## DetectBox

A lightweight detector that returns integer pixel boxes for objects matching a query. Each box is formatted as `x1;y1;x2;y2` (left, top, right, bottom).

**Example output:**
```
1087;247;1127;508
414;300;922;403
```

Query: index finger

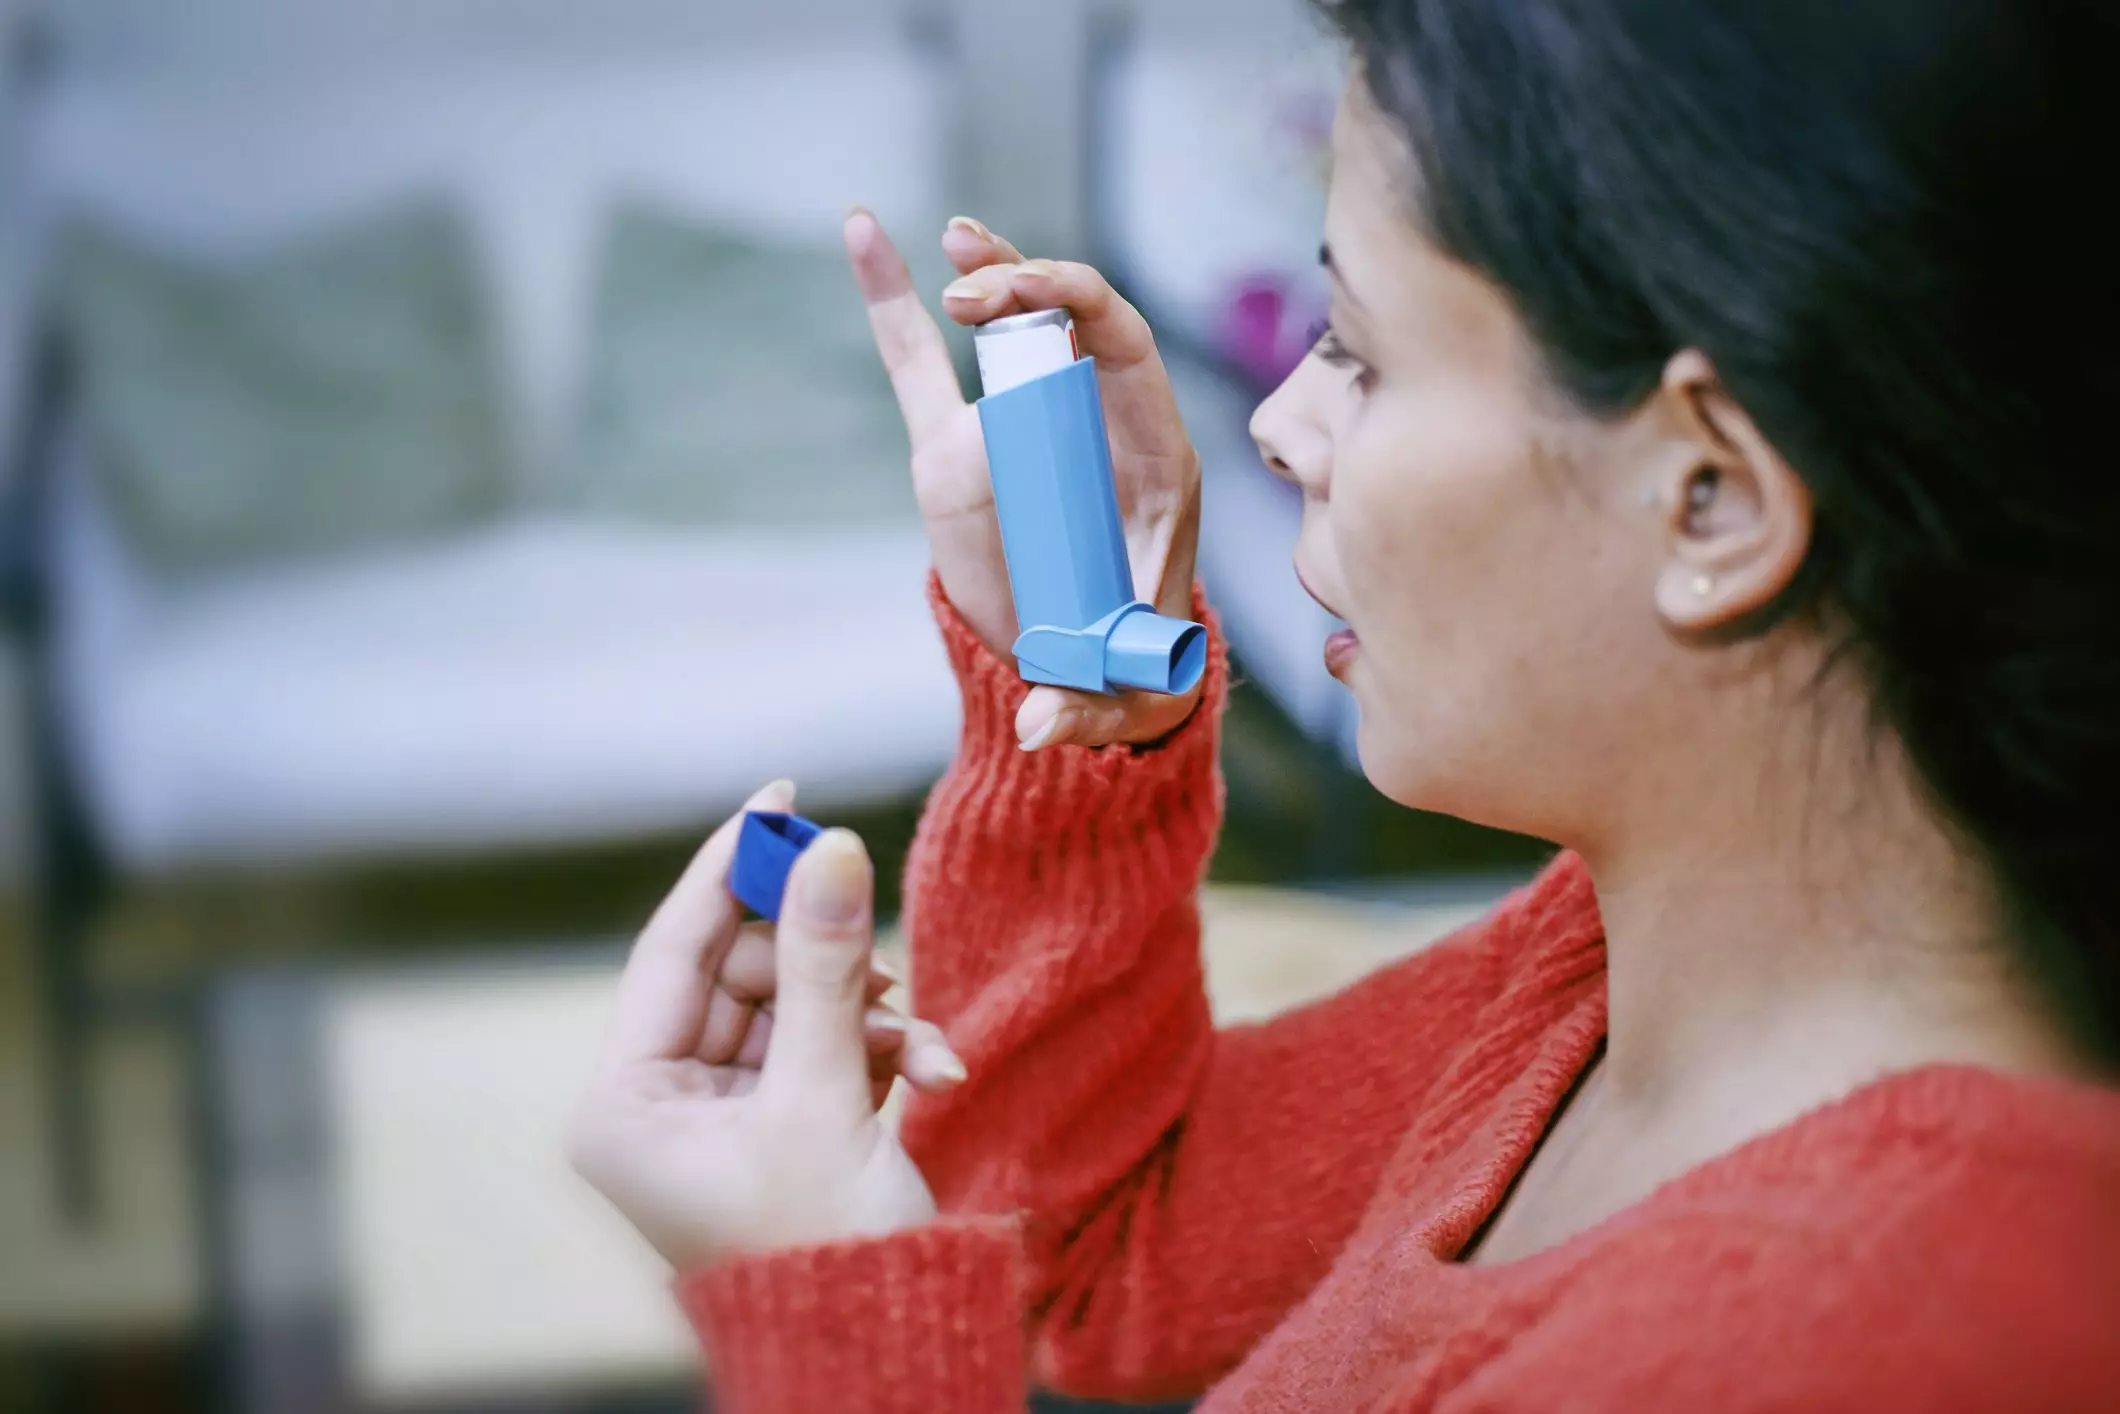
846;206;965;446
598;779;795;1070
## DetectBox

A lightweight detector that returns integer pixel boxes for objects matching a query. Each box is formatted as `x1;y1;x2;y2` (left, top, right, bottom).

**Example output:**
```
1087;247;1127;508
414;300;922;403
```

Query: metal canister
972;307;1080;398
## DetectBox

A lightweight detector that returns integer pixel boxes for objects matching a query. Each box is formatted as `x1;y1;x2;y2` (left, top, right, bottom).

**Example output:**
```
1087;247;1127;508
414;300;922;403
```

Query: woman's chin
1350;711;1456;818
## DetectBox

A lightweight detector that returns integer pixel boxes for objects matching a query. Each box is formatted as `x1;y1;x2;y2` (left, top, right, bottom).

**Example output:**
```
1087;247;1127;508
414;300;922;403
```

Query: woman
567;1;2120;1408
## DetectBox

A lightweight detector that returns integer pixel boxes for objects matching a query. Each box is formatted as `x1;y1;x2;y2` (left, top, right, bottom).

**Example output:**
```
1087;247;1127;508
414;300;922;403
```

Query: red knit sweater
682;588;2120;1412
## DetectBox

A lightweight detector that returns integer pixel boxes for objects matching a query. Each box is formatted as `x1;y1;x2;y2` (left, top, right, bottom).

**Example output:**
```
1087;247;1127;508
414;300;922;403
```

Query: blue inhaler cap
973;309;1206;698
731;810;823;922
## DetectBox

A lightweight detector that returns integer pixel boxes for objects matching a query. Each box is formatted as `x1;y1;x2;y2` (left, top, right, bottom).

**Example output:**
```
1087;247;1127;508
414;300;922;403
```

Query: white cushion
51;455;960;873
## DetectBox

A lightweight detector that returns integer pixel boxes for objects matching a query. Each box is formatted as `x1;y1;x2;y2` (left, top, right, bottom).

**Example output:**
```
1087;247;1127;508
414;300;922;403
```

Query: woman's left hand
567;781;962;1270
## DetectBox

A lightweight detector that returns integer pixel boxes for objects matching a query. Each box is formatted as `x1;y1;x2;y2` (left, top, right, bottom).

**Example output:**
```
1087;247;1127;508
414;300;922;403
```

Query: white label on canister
974;312;1079;397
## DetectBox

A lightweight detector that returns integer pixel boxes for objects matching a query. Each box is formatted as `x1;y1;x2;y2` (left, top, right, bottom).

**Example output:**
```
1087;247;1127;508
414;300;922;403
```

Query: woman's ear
1646;350;1813;633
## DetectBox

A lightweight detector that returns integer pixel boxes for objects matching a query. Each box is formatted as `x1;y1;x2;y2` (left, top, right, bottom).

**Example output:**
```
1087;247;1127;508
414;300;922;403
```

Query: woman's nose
1249;361;1332;497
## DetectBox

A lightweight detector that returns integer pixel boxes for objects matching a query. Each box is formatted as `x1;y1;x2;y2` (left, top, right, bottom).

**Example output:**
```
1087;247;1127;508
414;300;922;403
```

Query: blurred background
0;1;1551;1410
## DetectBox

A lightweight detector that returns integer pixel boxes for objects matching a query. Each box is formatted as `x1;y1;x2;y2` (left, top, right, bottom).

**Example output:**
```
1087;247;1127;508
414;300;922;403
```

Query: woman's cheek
1325;429;1402;601
1329;400;1544;805
1331;414;1446;640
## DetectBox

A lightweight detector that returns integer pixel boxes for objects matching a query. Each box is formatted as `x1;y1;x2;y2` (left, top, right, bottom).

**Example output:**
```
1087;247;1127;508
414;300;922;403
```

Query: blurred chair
0;1;966;1220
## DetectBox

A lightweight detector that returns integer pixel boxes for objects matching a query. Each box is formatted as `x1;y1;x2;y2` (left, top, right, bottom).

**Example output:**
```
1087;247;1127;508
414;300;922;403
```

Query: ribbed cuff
922;571;1228;849
680;1218;1027;1414
931;573;1226;759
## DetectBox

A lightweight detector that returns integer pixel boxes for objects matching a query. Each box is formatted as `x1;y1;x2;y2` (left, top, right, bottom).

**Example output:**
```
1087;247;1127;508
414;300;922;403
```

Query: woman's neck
1578;669;2094;1123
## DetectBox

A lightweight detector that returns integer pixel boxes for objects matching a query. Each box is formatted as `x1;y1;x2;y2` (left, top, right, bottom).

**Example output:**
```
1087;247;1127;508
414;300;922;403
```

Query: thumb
760;829;877;1106
1016;685;1122;751
1016;681;1201;751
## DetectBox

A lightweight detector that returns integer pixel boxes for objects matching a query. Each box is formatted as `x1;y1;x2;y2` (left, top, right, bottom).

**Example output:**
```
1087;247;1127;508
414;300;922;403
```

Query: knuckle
1068;261;1113;297
879;326;916;365
782;936;870;994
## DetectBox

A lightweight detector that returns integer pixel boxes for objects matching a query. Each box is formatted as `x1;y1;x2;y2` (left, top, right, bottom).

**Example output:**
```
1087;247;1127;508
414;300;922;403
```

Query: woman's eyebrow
1320;242;1367;313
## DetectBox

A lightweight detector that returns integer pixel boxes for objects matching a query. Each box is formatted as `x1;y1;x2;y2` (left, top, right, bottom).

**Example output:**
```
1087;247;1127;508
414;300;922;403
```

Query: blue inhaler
972;309;1206;696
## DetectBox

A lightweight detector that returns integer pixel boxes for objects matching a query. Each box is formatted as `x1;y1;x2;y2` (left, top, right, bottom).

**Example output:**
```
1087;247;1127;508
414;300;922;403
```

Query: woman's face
1251;80;1706;840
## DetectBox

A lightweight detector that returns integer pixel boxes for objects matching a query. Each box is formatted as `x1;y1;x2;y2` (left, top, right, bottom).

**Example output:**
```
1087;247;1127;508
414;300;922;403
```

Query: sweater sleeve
897;577;1526;1403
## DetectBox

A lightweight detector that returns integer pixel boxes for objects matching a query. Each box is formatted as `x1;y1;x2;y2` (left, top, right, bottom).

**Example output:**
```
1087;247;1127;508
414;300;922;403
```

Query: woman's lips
1324;628;1362;677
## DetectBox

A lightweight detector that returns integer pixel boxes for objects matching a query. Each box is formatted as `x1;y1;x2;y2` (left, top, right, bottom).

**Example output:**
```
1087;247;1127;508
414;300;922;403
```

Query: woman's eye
1310;321;1376;391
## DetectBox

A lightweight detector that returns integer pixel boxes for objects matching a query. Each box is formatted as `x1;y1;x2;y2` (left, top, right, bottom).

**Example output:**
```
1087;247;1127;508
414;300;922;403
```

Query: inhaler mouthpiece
973;310;1206;697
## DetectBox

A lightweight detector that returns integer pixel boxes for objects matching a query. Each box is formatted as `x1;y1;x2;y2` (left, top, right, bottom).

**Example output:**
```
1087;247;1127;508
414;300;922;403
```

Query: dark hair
1322;0;2120;1034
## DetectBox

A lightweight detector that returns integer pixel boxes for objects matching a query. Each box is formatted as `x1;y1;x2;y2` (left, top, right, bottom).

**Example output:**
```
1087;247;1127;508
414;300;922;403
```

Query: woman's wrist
931;571;1222;755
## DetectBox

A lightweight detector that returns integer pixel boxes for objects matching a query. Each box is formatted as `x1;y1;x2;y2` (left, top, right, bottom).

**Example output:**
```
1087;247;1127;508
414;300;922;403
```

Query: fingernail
761;777;796;805
870;954;904;986
943;276;989;301
1015;259;1060;283
946;215;993;240
797;829;870;924
864;1008;909;1035
907;1043;968;1089
1019;711;1067;752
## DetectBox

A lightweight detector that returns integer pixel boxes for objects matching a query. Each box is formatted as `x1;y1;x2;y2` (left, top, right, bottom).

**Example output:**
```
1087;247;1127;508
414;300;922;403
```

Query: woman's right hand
844;208;1206;750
